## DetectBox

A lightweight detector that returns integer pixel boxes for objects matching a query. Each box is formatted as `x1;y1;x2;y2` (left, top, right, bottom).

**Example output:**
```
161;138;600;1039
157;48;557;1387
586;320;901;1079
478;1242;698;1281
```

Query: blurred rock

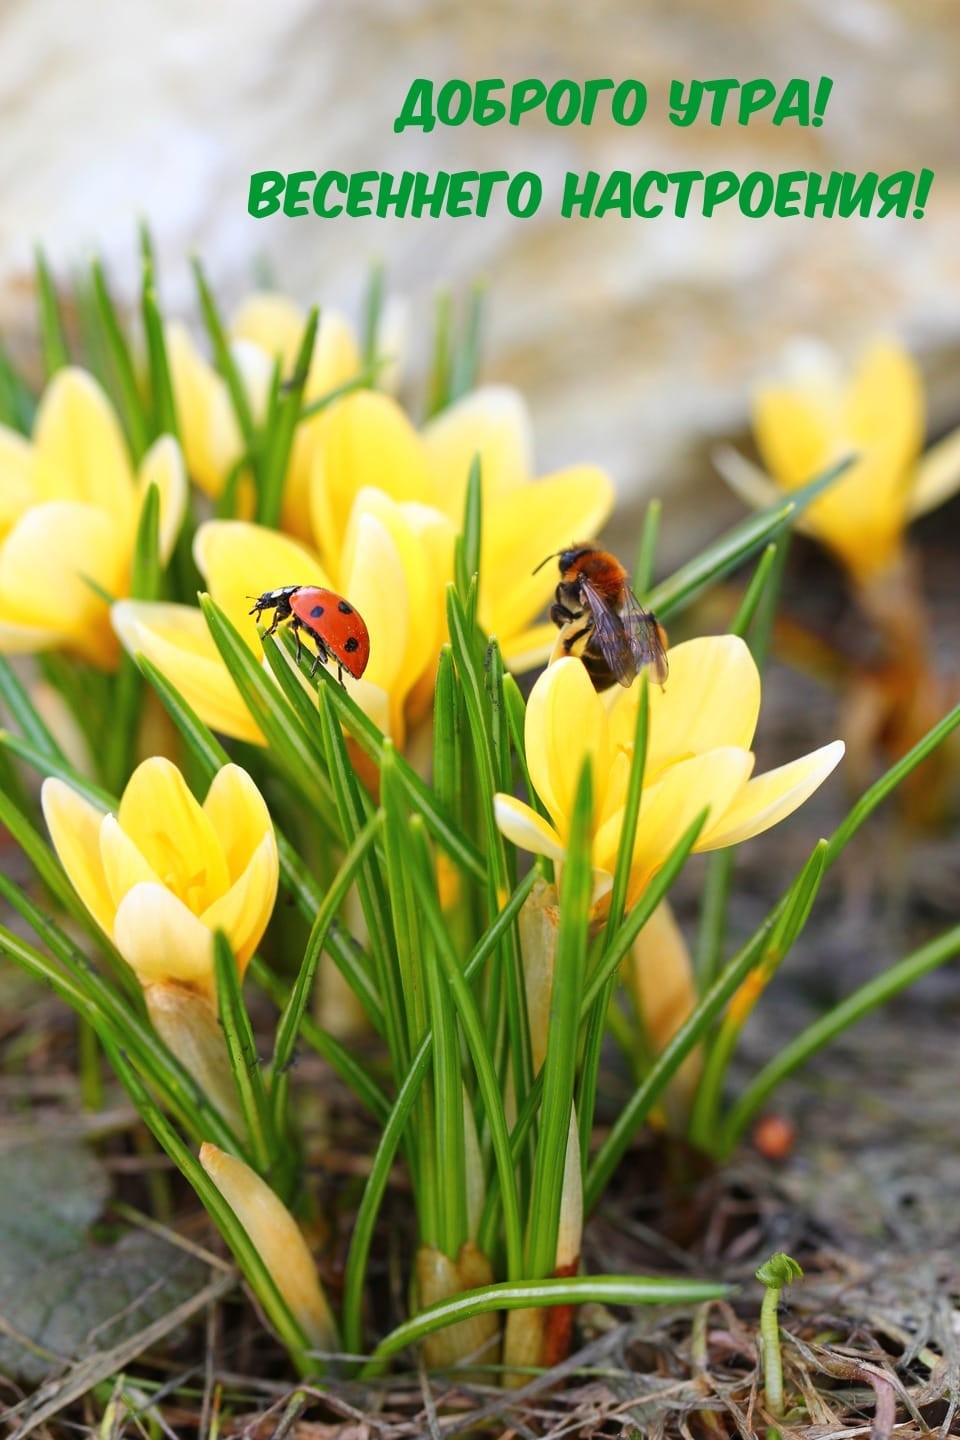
1;0;959;561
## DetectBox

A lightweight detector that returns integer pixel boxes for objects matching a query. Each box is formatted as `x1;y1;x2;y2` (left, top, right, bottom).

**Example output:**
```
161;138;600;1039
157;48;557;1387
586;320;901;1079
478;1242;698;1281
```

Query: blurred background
1;0;959;562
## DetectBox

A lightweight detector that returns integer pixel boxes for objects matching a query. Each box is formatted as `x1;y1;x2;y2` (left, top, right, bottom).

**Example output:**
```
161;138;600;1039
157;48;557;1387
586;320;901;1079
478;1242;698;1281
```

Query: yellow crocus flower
42;757;278;1123
0;369;185;666
167;291;362;505
308;385;615;669
495;637;844;909
720;337;960;583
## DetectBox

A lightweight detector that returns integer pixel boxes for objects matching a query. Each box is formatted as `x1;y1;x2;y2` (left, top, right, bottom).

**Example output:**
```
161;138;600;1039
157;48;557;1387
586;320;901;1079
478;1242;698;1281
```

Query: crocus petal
525;657;609;831
598;747;755;895
498;621;557;672
493;794;567;863
909;424;960;519
202;763;274;882
336;508;409;699
112;599;264;744
40;778;114;935
99;813;163;910
698;740;844;851
166;323;232;498
480;466;615;639
423;385;534;520
113;881;216;991
847;339;923;473
0;500;126;664
138;435;187;563
199;1143;338;1350
309;390;436;562
194;519;329;642
230;291;306;368
200;829;278;970
116;757;230;915
608;635;761;781
0;426;35;538
31;369;136;528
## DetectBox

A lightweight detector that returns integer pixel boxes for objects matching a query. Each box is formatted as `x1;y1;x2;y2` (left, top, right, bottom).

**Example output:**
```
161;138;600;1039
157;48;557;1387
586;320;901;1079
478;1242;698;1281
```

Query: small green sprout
755;1252;803;1421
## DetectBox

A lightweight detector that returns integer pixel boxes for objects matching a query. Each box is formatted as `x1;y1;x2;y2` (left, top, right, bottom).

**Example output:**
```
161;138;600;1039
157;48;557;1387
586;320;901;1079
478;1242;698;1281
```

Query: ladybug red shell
248;585;370;683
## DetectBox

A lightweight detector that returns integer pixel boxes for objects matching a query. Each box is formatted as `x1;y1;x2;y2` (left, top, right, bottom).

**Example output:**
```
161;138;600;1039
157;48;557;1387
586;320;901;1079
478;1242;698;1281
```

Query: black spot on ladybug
310;604;324;618
344;637;360;652
338;600;353;614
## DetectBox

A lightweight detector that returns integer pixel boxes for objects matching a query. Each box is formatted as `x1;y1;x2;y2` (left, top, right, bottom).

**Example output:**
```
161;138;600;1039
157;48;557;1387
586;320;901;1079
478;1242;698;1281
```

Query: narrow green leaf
0;334;36;432
425;288;453;418
646;455;854;619
258;307;318;528
35;248;69;375
0;656;68;764
364;1274;730;1373
297;357;392;421
720;923;960;1153
199;594;337;832
449;280;486;402
455;454;483;602
86;259;150;460
192;259;256;448
214;932;274;1173
100;1036;316;1376
526;758;593;1282
142;275;180;440
340;868;536;1353
361;262;385;373
633;499;662;595
269;809;384;1135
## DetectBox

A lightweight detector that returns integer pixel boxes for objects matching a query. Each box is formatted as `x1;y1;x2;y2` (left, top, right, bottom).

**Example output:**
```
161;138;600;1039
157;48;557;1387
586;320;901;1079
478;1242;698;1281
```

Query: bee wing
579;578;639;687
618;587;669;687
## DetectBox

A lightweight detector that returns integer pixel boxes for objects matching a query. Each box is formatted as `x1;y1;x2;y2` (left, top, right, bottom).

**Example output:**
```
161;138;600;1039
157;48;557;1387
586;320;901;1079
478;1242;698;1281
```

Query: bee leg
550;602;578;626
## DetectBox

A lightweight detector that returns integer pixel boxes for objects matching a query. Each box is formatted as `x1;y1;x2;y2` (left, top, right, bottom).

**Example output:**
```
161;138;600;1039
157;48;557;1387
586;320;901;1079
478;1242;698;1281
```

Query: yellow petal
199;1143;338;1350
0;500;126;665
847;339;923;473
493;794;566;862
40;778;114;935
99;812;162;910
698;740;844;851
112;599;264;744
611;635;761;782
32;369;136;528
166;323;231;498
230;291;305;369
342;490;448;699
600;747;754;898
200;830;278;971
113;881;216;991
423;386;534;520
753;381;836;494
480;466;615;639
146;986;243;1130
336;508;408;699
309;390;435;562
138;435;187;563
194;520;329;643
0;425;35;539
524;657;608;833
201;763;273;881
117;757;230;915
499;621;557;673
909;424;960;519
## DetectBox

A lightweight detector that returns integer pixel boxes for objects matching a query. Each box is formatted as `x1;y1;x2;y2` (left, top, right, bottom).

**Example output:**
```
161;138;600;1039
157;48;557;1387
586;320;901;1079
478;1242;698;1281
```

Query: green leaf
633;498;662;595
141;273;180;441
0;333;36;432
268;809;384;1135
257;306;318;528
425;288;453;418
214;932;275;1174
454;453;483;603
35;248;69;375
756;1253;803;1288
526;758;593;1282
0;656;68;765
86;259;150;461
361;261;385;373
646;455;854;620
364;1273;730;1374
192;259;256;450
721;922;960;1153
449;280;486;402
199;594;337;832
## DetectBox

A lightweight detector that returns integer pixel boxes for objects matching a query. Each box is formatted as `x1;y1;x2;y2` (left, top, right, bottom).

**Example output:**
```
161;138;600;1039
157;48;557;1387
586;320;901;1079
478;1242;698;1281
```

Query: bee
534;544;668;691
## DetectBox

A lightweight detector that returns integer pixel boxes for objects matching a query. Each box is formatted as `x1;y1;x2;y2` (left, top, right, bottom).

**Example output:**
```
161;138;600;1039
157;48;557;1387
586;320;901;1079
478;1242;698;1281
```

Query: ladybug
248;585;370;684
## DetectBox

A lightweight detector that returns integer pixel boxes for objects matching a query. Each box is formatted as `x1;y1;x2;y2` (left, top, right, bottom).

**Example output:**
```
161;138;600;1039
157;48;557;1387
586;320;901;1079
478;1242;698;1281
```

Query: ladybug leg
336;660;344;685
309;643;330;678
289;614;304;667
